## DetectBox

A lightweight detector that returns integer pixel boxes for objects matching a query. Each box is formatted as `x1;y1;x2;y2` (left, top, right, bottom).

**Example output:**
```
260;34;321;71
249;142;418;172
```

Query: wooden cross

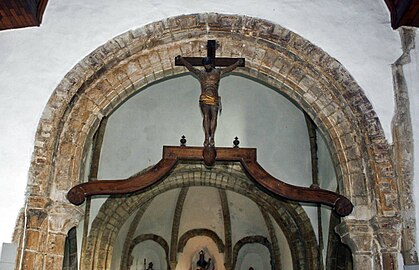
67;41;354;217
175;40;245;67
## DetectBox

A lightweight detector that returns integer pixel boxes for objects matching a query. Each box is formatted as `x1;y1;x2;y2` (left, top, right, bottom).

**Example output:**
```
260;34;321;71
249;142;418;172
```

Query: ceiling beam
0;0;48;31
384;0;419;29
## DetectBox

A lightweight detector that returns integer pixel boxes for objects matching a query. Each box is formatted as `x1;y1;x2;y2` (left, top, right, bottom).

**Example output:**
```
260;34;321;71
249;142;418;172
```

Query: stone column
16;201;83;270
14;196;50;270
371;216;402;270
169;261;177;270
336;220;376;270
337;217;402;270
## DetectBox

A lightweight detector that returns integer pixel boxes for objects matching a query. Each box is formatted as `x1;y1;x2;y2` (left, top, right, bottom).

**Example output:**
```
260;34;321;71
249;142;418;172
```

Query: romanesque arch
232;235;273;270
178;229;225;253
84;163;317;270
126;234;169;270
15;13;401;270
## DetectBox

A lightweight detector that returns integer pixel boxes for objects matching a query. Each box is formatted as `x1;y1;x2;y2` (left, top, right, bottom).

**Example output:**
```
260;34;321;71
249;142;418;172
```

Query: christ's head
202;57;213;72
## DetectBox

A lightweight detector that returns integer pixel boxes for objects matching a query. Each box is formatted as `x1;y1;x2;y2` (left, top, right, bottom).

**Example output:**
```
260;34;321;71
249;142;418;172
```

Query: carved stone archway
15;13;401;270
178;229;225;253
86;163;317;270
232;235;273;270
126;234;169;270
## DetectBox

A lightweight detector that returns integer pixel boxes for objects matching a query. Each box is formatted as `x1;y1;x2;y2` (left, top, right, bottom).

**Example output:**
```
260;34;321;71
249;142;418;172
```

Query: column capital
47;202;84;234
336;220;376;269
336;219;374;254
370;215;402;252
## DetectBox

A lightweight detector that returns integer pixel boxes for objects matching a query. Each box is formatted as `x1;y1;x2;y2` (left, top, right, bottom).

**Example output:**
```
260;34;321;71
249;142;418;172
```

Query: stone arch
126;234;169;270
19;12;401;270
232;235;273;270
178;229;225;253
83;163;317;270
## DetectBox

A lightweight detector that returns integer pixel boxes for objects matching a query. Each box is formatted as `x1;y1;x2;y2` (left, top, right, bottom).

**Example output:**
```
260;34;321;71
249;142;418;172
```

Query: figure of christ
176;55;243;147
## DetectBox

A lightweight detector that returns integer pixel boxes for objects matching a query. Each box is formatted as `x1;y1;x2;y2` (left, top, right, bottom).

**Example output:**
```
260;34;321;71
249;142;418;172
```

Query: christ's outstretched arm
176;55;200;76
221;58;244;75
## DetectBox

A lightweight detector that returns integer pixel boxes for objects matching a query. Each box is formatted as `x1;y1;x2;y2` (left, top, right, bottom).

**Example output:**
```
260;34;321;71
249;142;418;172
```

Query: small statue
196;250;212;270
176;55;243;148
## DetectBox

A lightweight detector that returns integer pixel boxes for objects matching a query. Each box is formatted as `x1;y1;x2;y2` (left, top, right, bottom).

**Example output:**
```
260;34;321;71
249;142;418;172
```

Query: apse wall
108;186;295;269
94;74;337;268
98;75;312;185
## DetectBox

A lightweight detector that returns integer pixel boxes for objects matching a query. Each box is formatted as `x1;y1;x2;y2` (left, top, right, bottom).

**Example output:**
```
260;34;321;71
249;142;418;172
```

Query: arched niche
86;163;317;270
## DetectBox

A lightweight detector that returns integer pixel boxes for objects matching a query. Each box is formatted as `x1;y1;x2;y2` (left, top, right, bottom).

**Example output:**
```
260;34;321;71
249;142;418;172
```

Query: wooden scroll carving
67;146;353;216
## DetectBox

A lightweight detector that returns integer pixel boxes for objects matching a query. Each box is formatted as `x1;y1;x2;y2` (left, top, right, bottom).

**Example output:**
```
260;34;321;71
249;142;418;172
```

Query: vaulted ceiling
0;0;418;31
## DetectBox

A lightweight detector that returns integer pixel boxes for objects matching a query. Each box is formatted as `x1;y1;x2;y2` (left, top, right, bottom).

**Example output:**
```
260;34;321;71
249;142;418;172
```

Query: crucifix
175;40;245;166
67;41;353;218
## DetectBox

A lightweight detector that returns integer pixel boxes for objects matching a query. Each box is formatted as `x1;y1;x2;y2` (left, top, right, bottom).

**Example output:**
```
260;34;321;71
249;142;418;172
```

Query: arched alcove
86;163;315;270
15;13;401;270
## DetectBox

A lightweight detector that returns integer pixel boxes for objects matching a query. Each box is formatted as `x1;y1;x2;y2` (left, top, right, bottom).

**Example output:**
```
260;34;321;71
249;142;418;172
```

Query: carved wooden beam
384;0;419;29
67;146;353;216
0;0;49;30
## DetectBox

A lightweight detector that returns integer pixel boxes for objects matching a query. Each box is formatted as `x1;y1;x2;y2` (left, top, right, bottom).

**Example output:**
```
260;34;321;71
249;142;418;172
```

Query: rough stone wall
15;13;407;270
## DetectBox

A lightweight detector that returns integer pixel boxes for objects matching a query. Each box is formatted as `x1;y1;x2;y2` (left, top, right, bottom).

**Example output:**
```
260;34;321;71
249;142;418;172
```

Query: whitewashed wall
0;0;412;252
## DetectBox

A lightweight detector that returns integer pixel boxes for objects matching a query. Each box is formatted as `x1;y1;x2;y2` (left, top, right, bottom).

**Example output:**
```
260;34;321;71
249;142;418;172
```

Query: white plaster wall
318;132;338;193
129;241;166;270
98;75;312;184
236;244;271;270
179;187;225;240
98;76;201;179
270;214;293;270
0;0;405;249
227;191;269;245
318;130;338;264
135;189;179;241
111;211;137;269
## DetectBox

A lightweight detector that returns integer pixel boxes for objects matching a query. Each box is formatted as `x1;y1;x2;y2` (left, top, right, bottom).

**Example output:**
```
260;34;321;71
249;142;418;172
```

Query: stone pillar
14;196;49;270
224;262;232;270
336;217;402;270
16;201;83;270
336;220;376;270
169;261;177;270
371;216;402;270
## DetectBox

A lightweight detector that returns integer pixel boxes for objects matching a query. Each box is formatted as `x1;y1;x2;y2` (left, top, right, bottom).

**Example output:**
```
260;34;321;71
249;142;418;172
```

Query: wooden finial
180;135;187;146
233;137;240;148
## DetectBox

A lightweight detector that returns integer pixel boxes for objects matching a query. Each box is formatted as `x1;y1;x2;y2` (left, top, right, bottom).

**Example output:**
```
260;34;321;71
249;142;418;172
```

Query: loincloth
199;94;219;106
199;94;222;112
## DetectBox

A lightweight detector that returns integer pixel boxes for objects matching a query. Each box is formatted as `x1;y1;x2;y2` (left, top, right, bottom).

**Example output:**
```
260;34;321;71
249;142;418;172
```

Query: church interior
0;1;418;269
